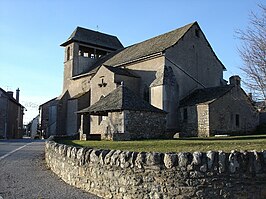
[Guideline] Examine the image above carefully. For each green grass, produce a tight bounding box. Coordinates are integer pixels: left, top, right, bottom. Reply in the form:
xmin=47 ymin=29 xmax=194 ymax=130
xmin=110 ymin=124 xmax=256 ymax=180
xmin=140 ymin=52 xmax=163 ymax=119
xmin=59 ymin=134 xmax=266 ymax=153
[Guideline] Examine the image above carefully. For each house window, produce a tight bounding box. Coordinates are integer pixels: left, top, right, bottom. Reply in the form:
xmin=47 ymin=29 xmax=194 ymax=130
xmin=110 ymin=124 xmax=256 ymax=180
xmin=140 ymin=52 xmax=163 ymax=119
xmin=235 ymin=114 xmax=240 ymax=127
xmin=66 ymin=47 xmax=70 ymax=61
xmin=183 ymin=108 xmax=188 ymax=122
xmin=98 ymin=115 xmax=102 ymax=125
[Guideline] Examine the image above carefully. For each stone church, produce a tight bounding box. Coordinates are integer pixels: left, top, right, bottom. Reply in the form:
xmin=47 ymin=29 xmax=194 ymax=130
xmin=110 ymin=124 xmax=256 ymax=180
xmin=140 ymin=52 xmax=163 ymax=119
xmin=39 ymin=22 xmax=258 ymax=140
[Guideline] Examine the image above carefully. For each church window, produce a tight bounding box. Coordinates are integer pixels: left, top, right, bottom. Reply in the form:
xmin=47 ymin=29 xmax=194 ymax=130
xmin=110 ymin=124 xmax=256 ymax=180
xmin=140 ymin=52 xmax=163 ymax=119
xmin=235 ymin=114 xmax=240 ymax=127
xmin=183 ymin=108 xmax=188 ymax=122
xmin=90 ymin=54 xmax=96 ymax=59
xmin=66 ymin=47 xmax=70 ymax=61
xmin=78 ymin=45 xmax=108 ymax=59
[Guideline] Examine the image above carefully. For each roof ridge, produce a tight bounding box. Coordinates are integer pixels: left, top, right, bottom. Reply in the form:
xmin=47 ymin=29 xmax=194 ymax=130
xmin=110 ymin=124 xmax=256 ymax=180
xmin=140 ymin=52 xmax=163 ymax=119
xmin=61 ymin=27 xmax=123 ymax=49
xmin=0 ymin=87 xmax=23 ymax=107
xmin=180 ymin=85 xmax=234 ymax=107
xmin=125 ymin=22 xmax=196 ymax=50
xmin=104 ymin=22 xmax=197 ymax=66
xmin=75 ymin=26 xmax=120 ymax=39
xmin=77 ymin=85 xmax=166 ymax=114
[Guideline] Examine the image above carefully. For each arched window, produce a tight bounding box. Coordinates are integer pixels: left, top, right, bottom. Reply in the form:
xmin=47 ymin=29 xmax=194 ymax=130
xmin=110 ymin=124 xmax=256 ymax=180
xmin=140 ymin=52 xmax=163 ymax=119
xmin=66 ymin=47 xmax=70 ymax=61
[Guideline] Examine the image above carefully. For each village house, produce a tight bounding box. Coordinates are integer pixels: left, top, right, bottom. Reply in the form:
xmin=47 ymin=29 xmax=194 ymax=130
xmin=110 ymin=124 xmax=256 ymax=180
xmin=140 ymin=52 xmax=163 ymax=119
xmin=39 ymin=22 xmax=259 ymax=140
xmin=0 ymin=88 xmax=24 ymax=139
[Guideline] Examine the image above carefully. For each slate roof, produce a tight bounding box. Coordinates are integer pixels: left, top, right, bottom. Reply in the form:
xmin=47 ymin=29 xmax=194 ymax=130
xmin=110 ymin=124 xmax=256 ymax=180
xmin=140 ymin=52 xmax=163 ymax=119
xmin=60 ymin=27 xmax=124 ymax=50
xmin=104 ymin=65 xmax=140 ymax=78
xmin=65 ymin=22 xmax=226 ymax=78
xmin=39 ymin=97 xmax=57 ymax=107
xmin=77 ymin=85 xmax=166 ymax=115
xmin=104 ymin=22 xmax=195 ymax=67
xmin=179 ymin=85 xmax=234 ymax=107
xmin=0 ymin=87 xmax=23 ymax=107
xmin=69 ymin=91 xmax=89 ymax=100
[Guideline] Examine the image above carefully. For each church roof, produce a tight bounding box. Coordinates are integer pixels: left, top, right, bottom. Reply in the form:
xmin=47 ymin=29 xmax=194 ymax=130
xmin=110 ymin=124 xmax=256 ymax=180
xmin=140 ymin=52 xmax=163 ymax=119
xmin=179 ymin=85 xmax=234 ymax=107
xmin=60 ymin=27 xmax=124 ymax=50
xmin=77 ymin=85 xmax=166 ymax=115
xmin=64 ymin=22 xmax=226 ymax=79
xmin=104 ymin=65 xmax=140 ymax=78
xmin=104 ymin=22 xmax=195 ymax=66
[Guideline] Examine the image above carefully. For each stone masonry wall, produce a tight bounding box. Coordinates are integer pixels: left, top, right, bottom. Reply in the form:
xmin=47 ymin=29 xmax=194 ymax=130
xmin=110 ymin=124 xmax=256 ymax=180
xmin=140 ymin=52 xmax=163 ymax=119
xmin=124 ymin=110 xmax=166 ymax=140
xmin=45 ymin=138 xmax=266 ymax=199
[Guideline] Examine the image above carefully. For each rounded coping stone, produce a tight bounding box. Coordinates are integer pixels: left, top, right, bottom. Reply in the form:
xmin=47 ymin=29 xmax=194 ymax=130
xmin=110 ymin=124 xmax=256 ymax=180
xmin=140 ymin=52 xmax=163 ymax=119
xmin=206 ymin=151 xmax=216 ymax=170
xmin=66 ymin=146 xmax=73 ymax=158
xmin=90 ymin=149 xmax=102 ymax=163
xmin=58 ymin=144 xmax=67 ymax=156
xmin=76 ymin=148 xmax=84 ymax=159
xmin=110 ymin=150 xmax=122 ymax=166
xmin=70 ymin=147 xmax=78 ymax=159
xmin=135 ymin=152 xmax=146 ymax=169
xmin=104 ymin=150 xmax=116 ymax=165
xmin=228 ymin=150 xmax=240 ymax=173
xmin=99 ymin=149 xmax=111 ymax=165
xmin=252 ymin=150 xmax=262 ymax=173
xmin=192 ymin=151 xmax=202 ymax=166
xmin=164 ymin=153 xmax=178 ymax=169
xmin=119 ymin=151 xmax=132 ymax=168
xmin=145 ymin=152 xmax=163 ymax=166
xmin=84 ymin=148 xmax=94 ymax=163
xmin=178 ymin=152 xmax=189 ymax=167
xmin=218 ymin=151 xmax=226 ymax=173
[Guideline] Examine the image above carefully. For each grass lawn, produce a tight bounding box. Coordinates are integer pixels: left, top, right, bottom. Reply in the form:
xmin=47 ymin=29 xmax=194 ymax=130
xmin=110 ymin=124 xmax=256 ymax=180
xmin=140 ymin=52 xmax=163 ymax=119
xmin=59 ymin=134 xmax=266 ymax=153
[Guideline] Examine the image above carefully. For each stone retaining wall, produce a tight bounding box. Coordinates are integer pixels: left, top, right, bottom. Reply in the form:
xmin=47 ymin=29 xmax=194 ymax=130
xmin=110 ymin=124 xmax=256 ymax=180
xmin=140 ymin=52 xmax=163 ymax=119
xmin=45 ymin=138 xmax=266 ymax=199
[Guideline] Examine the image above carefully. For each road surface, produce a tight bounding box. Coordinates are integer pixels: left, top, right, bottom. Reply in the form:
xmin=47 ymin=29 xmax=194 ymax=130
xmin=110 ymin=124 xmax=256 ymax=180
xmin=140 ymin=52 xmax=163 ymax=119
xmin=0 ymin=139 xmax=100 ymax=199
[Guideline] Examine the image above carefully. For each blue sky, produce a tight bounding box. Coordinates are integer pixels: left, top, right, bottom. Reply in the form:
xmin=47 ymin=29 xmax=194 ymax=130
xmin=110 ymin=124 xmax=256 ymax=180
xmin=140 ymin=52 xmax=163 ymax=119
xmin=0 ymin=0 xmax=264 ymax=123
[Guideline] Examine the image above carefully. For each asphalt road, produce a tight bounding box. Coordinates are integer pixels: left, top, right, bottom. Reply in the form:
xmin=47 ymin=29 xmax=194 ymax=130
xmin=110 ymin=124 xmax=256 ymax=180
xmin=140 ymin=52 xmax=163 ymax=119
xmin=0 ymin=139 xmax=100 ymax=199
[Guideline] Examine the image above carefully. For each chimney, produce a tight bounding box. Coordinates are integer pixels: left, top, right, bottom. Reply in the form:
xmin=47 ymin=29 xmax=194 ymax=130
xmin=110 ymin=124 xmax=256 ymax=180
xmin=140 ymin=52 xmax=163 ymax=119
xmin=16 ymin=88 xmax=20 ymax=103
xmin=229 ymin=75 xmax=241 ymax=87
xmin=6 ymin=91 xmax=14 ymax=98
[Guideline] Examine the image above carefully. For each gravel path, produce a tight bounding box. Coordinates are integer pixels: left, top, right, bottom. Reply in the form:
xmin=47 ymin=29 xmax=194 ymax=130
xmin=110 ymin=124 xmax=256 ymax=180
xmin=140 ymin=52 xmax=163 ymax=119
xmin=0 ymin=140 xmax=101 ymax=199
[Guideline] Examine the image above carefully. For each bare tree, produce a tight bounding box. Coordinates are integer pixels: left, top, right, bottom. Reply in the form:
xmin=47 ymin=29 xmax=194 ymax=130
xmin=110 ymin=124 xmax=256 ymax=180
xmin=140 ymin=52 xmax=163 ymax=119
xmin=236 ymin=4 xmax=266 ymax=100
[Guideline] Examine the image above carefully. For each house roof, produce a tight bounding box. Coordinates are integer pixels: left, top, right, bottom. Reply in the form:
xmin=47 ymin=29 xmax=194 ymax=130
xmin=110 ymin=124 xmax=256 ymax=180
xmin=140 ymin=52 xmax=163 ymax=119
xmin=104 ymin=22 xmax=195 ymax=67
xmin=0 ymin=87 xmax=23 ymax=107
xmin=179 ymin=85 xmax=234 ymax=107
xmin=104 ymin=65 xmax=140 ymax=78
xmin=77 ymin=85 xmax=166 ymax=115
xmin=60 ymin=26 xmax=124 ymax=50
xmin=39 ymin=97 xmax=57 ymax=107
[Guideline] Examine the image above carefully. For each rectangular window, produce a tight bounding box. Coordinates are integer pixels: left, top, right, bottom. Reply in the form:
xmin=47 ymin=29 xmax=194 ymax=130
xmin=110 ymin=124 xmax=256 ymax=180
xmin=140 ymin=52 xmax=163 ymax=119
xmin=183 ymin=108 xmax=188 ymax=122
xmin=98 ymin=115 xmax=102 ymax=125
xmin=235 ymin=114 xmax=240 ymax=127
